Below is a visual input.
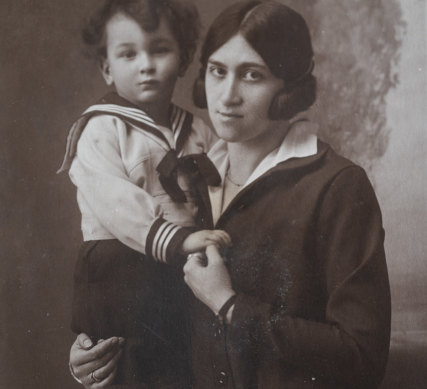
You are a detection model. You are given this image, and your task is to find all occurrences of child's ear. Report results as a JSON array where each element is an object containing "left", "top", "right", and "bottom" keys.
[{"left": 99, "top": 59, "right": 113, "bottom": 86}]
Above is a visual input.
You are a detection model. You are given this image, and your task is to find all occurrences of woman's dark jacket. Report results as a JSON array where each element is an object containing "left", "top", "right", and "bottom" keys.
[{"left": 190, "top": 141, "right": 391, "bottom": 389}]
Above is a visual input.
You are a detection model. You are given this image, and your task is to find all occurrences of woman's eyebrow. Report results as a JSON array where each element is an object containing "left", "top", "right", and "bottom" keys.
[
  {"left": 238, "top": 62, "right": 266, "bottom": 68},
  {"left": 207, "top": 59, "right": 226, "bottom": 67},
  {"left": 208, "top": 59, "right": 267, "bottom": 70}
]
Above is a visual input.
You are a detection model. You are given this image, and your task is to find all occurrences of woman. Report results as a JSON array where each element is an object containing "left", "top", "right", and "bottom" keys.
[{"left": 69, "top": 2, "right": 391, "bottom": 388}]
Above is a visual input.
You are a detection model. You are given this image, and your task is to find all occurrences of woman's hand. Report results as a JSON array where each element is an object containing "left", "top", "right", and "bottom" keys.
[
  {"left": 69, "top": 333, "right": 124, "bottom": 388},
  {"left": 184, "top": 245, "right": 235, "bottom": 315}
]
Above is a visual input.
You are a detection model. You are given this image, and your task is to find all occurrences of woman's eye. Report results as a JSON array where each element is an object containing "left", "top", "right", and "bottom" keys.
[
  {"left": 242, "top": 70, "right": 263, "bottom": 81},
  {"left": 208, "top": 65, "right": 226, "bottom": 78}
]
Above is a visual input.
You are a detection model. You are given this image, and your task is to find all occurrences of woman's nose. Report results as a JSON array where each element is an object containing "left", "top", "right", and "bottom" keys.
[
  {"left": 220, "top": 76, "right": 242, "bottom": 106},
  {"left": 138, "top": 53, "right": 155, "bottom": 74}
]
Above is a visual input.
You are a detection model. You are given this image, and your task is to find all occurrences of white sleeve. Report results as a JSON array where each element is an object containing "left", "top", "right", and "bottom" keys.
[{"left": 69, "top": 116, "right": 191, "bottom": 263}]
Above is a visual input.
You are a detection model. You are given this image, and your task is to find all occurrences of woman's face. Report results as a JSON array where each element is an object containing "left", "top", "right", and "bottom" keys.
[{"left": 205, "top": 34, "right": 285, "bottom": 144}]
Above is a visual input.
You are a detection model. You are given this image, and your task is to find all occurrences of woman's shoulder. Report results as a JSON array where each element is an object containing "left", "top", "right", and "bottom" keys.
[
  {"left": 317, "top": 140, "right": 377, "bottom": 198},
  {"left": 280, "top": 139, "right": 374, "bottom": 196},
  {"left": 317, "top": 139, "right": 364, "bottom": 176}
]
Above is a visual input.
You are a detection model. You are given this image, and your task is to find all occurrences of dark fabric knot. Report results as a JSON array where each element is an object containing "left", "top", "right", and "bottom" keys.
[{"left": 156, "top": 150, "right": 221, "bottom": 203}]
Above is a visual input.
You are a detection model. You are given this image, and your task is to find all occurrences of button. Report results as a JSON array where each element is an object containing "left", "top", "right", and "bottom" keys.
[{"left": 217, "top": 371, "right": 228, "bottom": 385}]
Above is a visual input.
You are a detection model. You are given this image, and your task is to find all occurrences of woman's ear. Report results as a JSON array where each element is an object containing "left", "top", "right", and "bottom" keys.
[
  {"left": 269, "top": 75, "right": 317, "bottom": 120},
  {"left": 99, "top": 59, "right": 113, "bottom": 86}
]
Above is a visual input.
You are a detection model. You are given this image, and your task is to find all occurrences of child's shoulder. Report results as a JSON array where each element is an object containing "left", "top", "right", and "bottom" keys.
[{"left": 80, "top": 113, "right": 127, "bottom": 141}]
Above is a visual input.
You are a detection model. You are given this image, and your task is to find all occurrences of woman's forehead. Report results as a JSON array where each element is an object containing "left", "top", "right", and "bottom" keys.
[{"left": 208, "top": 34, "right": 267, "bottom": 68}]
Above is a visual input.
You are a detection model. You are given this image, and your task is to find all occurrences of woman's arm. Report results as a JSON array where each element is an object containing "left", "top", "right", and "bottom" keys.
[
  {"left": 184, "top": 167, "right": 391, "bottom": 388},
  {"left": 69, "top": 334, "right": 124, "bottom": 388},
  {"left": 233, "top": 167, "right": 390, "bottom": 388}
]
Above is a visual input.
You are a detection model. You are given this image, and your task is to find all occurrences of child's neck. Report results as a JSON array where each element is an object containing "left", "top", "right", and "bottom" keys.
[{"left": 139, "top": 101, "right": 172, "bottom": 128}]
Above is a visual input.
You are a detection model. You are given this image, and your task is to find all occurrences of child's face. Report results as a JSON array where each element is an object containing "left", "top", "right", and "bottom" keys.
[{"left": 101, "top": 13, "right": 181, "bottom": 109}]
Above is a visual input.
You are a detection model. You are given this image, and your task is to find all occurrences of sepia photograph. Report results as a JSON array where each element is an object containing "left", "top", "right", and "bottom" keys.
[{"left": 1, "top": 0, "right": 426, "bottom": 388}]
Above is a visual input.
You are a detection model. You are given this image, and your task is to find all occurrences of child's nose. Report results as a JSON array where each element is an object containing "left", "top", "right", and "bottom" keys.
[{"left": 138, "top": 53, "right": 155, "bottom": 73}]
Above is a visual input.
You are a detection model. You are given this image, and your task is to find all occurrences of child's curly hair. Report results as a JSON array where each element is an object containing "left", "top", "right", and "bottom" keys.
[{"left": 82, "top": 0, "right": 200, "bottom": 73}]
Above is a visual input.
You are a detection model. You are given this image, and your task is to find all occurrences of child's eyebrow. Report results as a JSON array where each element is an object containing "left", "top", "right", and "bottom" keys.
[
  {"left": 115, "top": 42, "right": 135, "bottom": 49},
  {"left": 151, "top": 37, "right": 175, "bottom": 45}
]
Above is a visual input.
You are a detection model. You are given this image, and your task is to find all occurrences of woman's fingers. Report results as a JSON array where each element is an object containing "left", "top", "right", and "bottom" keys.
[
  {"left": 91, "top": 367, "right": 118, "bottom": 389},
  {"left": 88, "top": 337, "right": 122, "bottom": 363},
  {"left": 77, "top": 348, "right": 120, "bottom": 387},
  {"left": 206, "top": 244, "right": 222, "bottom": 265},
  {"left": 89, "top": 348, "right": 123, "bottom": 383},
  {"left": 76, "top": 333, "right": 94, "bottom": 349},
  {"left": 71, "top": 337, "right": 124, "bottom": 384}
]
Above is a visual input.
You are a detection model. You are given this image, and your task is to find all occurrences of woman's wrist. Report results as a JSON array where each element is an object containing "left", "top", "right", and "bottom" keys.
[{"left": 216, "top": 293, "right": 237, "bottom": 324}]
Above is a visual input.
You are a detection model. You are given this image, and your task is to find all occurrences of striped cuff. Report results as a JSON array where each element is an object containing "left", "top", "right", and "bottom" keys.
[{"left": 146, "top": 218, "right": 193, "bottom": 265}]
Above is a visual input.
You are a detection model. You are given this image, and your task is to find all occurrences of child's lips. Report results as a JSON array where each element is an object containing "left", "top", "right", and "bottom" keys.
[{"left": 138, "top": 80, "right": 159, "bottom": 89}]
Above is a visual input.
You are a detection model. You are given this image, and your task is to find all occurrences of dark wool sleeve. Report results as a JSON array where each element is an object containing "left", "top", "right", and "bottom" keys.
[{"left": 228, "top": 166, "right": 391, "bottom": 388}]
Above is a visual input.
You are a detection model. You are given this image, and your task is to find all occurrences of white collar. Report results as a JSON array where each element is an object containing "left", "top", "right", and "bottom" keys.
[
  {"left": 207, "top": 117, "right": 318, "bottom": 224},
  {"left": 208, "top": 117, "right": 318, "bottom": 189}
]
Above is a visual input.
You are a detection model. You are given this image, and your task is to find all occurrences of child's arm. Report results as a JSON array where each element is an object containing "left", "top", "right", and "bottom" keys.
[{"left": 69, "top": 115, "right": 192, "bottom": 264}]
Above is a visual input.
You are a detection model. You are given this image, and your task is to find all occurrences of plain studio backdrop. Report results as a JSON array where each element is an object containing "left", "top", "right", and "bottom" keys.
[{"left": 0, "top": 1, "right": 426, "bottom": 388}]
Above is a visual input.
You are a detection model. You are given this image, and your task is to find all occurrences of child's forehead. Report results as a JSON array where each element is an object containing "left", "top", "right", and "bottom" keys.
[{"left": 106, "top": 12, "right": 177, "bottom": 43}]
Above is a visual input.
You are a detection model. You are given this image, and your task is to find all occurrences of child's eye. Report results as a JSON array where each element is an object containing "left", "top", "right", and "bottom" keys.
[
  {"left": 242, "top": 70, "right": 263, "bottom": 81},
  {"left": 151, "top": 46, "right": 171, "bottom": 55},
  {"left": 119, "top": 50, "right": 136, "bottom": 59},
  {"left": 208, "top": 65, "right": 226, "bottom": 79}
]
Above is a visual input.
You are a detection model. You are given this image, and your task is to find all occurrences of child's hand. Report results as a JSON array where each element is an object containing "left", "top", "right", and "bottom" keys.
[{"left": 181, "top": 230, "right": 231, "bottom": 254}]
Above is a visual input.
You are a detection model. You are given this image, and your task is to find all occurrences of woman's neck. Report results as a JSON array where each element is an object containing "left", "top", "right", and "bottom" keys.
[{"left": 227, "top": 122, "right": 289, "bottom": 185}]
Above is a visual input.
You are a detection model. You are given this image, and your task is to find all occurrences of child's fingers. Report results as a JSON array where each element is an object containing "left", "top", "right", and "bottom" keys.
[
  {"left": 220, "top": 231, "right": 232, "bottom": 245},
  {"left": 210, "top": 230, "right": 232, "bottom": 247}
]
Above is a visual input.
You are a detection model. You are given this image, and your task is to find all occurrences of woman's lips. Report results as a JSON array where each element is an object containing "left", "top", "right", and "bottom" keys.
[{"left": 218, "top": 111, "right": 243, "bottom": 119}]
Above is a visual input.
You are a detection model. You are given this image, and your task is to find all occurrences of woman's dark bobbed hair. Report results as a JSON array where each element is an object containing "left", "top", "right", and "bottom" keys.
[{"left": 193, "top": 0, "right": 316, "bottom": 120}]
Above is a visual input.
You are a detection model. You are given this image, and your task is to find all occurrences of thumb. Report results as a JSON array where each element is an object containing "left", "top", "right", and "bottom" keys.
[
  {"left": 206, "top": 245, "right": 223, "bottom": 266},
  {"left": 76, "top": 333, "right": 93, "bottom": 349}
]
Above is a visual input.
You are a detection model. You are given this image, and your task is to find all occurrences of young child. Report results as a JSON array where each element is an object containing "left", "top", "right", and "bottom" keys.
[{"left": 58, "top": 0, "right": 230, "bottom": 386}]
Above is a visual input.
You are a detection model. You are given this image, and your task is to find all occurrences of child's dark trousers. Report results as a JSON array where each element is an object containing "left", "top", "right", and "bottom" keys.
[{"left": 72, "top": 240, "right": 191, "bottom": 388}]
